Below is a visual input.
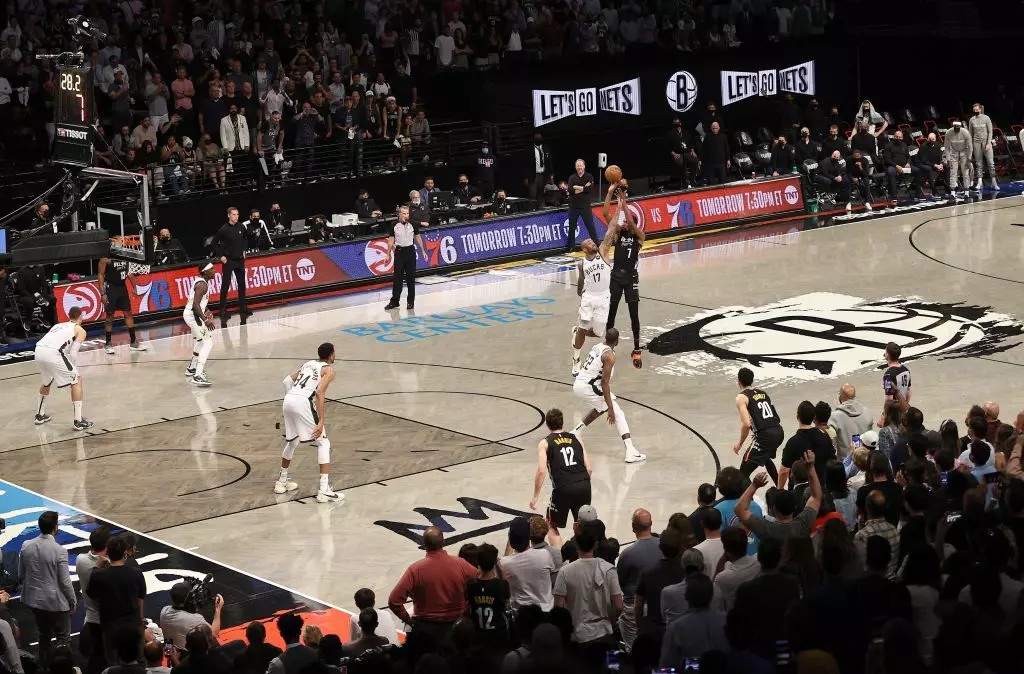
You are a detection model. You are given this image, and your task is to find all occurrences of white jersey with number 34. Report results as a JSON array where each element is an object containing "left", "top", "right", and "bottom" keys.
[{"left": 289, "top": 360, "right": 326, "bottom": 398}]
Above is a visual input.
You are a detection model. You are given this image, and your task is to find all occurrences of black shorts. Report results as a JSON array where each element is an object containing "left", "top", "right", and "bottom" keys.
[
  {"left": 744, "top": 425, "right": 784, "bottom": 464},
  {"left": 547, "top": 480, "right": 591, "bottom": 529},
  {"left": 610, "top": 269, "right": 639, "bottom": 304},
  {"left": 104, "top": 285, "right": 131, "bottom": 314}
]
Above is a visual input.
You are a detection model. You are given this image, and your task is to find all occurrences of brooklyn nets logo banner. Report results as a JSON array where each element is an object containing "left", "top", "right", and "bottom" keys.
[{"left": 647, "top": 293, "right": 1024, "bottom": 383}]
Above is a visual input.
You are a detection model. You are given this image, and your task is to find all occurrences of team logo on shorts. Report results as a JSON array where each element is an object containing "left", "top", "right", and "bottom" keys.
[
  {"left": 62, "top": 282, "right": 104, "bottom": 321},
  {"left": 364, "top": 239, "right": 394, "bottom": 276},
  {"left": 647, "top": 293, "right": 1024, "bottom": 383},
  {"left": 295, "top": 258, "right": 316, "bottom": 282}
]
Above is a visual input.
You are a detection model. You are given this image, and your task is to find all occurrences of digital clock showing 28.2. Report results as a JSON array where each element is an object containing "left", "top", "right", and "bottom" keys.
[{"left": 55, "top": 66, "right": 96, "bottom": 127}]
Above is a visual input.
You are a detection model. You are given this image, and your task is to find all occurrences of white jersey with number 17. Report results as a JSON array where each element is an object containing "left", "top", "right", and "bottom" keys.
[{"left": 581, "top": 255, "right": 610, "bottom": 297}]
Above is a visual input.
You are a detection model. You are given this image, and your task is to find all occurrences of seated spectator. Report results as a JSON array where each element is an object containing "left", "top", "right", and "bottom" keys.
[
  {"left": 500, "top": 516, "right": 555, "bottom": 611},
  {"left": 232, "top": 622, "right": 281, "bottom": 674},
  {"left": 552, "top": 529, "right": 622, "bottom": 657},
  {"left": 689, "top": 482, "right": 717, "bottom": 543},
  {"left": 159, "top": 582, "right": 223, "bottom": 652},
  {"left": 792, "top": 127, "right": 818, "bottom": 163},
  {"left": 300, "top": 624, "right": 321, "bottom": 649},
  {"left": 634, "top": 528, "right": 685, "bottom": 638},
  {"left": 144, "top": 639, "right": 170, "bottom": 674},
  {"left": 713, "top": 527, "right": 761, "bottom": 611},
  {"left": 854, "top": 491, "right": 900, "bottom": 579},
  {"left": 770, "top": 135, "right": 794, "bottom": 176},
  {"left": 660, "top": 548, "right": 704, "bottom": 624},
  {"left": 355, "top": 189, "right": 383, "bottom": 218},
  {"left": 821, "top": 124, "right": 846, "bottom": 159},
  {"left": 825, "top": 460, "right": 857, "bottom": 531},
  {"left": 108, "top": 626, "right": 146, "bottom": 674},
  {"left": 265, "top": 614, "right": 314, "bottom": 674},
  {"left": 408, "top": 109, "right": 431, "bottom": 144},
  {"left": 694, "top": 509, "right": 724, "bottom": 577},
  {"left": 171, "top": 627, "right": 231, "bottom": 674},
  {"left": 849, "top": 536, "right": 911, "bottom": 635},
  {"left": 883, "top": 129, "right": 922, "bottom": 201},
  {"left": 160, "top": 136, "right": 190, "bottom": 195},
  {"left": 815, "top": 149, "right": 852, "bottom": 210},
  {"left": 850, "top": 121, "right": 878, "bottom": 163},
  {"left": 197, "top": 135, "right": 226, "bottom": 190},
  {"left": 490, "top": 189, "right": 513, "bottom": 216},
  {"left": 914, "top": 132, "right": 947, "bottom": 195},
  {"left": 343, "top": 609, "right": 390, "bottom": 658},
  {"left": 737, "top": 453, "right": 822, "bottom": 541},
  {"left": 112, "top": 124, "right": 134, "bottom": 160},
  {"left": 659, "top": 575, "right": 727, "bottom": 668},
  {"left": 453, "top": 174, "right": 482, "bottom": 205}
]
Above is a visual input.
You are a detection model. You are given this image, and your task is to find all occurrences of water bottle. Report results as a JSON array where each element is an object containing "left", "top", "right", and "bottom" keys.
[{"left": 52, "top": 273, "right": 59, "bottom": 283}]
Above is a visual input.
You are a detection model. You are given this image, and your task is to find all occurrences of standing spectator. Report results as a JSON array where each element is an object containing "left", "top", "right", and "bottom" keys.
[
  {"left": 689, "top": 483, "right": 717, "bottom": 543},
  {"left": 529, "top": 132, "right": 552, "bottom": 202},
  {"left": 854, "top": 492, "right": 900, "bottom": 579},
  {"left": 565, "top": 158, "right": 596, "bottom": 249},
  {"left": 18, "top": 511, "right": 76, "bottom": 670},
  {"left": 968, "top": 103, "right": 997, "bottom": 190},
  {"left": 77, "top": 526, "right": 111, "bottom": 674},
  {"left": 145, "top": 72, "right": 171, "bottom": 128},
  {"left": 347, "top": 589, "right": 400, "bottom": 645},
  {"left": 499, "top": 517, "right": 555, "bottom": 611},
  {"left": 828, "top": 383, "right": 873, "bottom": 460},
  {"left": 158, "top": 582, "right": 223, "bottom": 651},
  {"left": 291, "top": 101, "right": 320, "bottom": 176},
  {"left": 660, "top": 549, "right": 706, "bottom": 625},
  {"left": 387, "top": 527, "right": 477, "bottom": 645},
  {"left": 634, "top": 528, "right": 685, "bottom": 639},
  {"left": 714, "top": 467, "right": 762, "bottom": 555},
  {"left": 615, "top": 508, "right": 660, "bottom": 650},
  {"left": 877, "top": 401, "right": 903, "bottom": 461},
  {"left": 983, "top": 401, "right": 1002, "bottom": 443},
  {"left": 700, "top": 121, "right": 730, "bottom": 184},
  {"left": 86, "top": 536, "right": 146, "bottom": 665},
  {"left": 171, "top": 68, "right": 195, "bottom": 127},
  {"left": 108, "top": 69, "right": 132, "bottom": 131},
  {"left": 854, "top": 100, "right": 887, "bottom": 136},
  {"left": 694, "top": 509, "right": 724, "bottom": 577},
  {"left": 780, "top": 401, "right": 836, "bottom": 488},
  {"left": 737, "top": 454, "right": 822, "bottom": 541},
  {"left": 659, "top": 575, "right": 726, "bottom": 668},
  {"left": 856, "top": 451, "right": 903, "bottom": 526},
  {"left": 465, "top": 543, "right": 511, "bottom": 651},
  {"left": 219, "top": 103, "right": 250, "bottom": 155},
  {"left": 233, "top": 622, "right": 282, "bottom": 674},
  {"left": 731, "top": 537, "right": 800, "bottom": 662},
  {"left": 473, "top": 142, "right": 496, "bottom": 197},
  {"left": 712, "top": 527, "right": 760, "bottom": 611},
  {"left": 265, "top": 614, "right": 316, "bottom": 674},
  {"left": 552, "top": 529, "right": 622, "bottom": 663},
  {"left": 199, "top": 83, "right": 229, "bottom": 145},
  {"left": 944, "top": 120, "right": 972, "bottom": 194},
  {"left": 435, "top": 25, "right": 456, "bottom": 67}
]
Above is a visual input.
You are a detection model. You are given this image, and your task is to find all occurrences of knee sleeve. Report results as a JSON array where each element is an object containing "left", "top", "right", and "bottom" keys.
[
  {"left": 316, "top": 436, "right": 331, "bottom": 464},
  {"left": 612, "top": 401, "right": 630, "bottom": 437},
  {"left": 281, "top": 439, "right": 298, "bottom": 460}
]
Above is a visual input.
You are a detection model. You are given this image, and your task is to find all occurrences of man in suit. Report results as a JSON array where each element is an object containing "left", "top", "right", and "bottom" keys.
[{"left": 18, "top": 511, "right": 76, "bottom": 669}]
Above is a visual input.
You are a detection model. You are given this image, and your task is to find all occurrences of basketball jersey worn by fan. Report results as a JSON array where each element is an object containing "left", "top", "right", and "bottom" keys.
[
  {"left": 882, "top": 364, "right": 911, "bottom": 400},
  {"left": 581, "top": 255, "right": 610, "bottom": 298},
  {"left": 289, "top": 360, "right": 326, "bottom": 398},
  {"left": 105, "top": 259, "right": 129, "bottom": 288},
  {"left": 465, "top": 577, "right": 510, "bottom": 647},
  {"left": 576, "top": 343, "right": 613, "bottom": 392},
  {"left": 742, "top": 389, "right": 781, "bottom": 434},
  {"left": 184, "top": 278, "right": 209, "bottom": 316},
  {"left": 36, "top": 322, "right": 77, "bottom": 351},
  {"left": 546, "top": 431, "right": 589, "bottom": 489}
]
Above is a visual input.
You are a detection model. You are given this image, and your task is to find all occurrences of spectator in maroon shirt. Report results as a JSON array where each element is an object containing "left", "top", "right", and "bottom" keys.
[{"left": 388, "top": 527, "right": 476, "bottom": 647}]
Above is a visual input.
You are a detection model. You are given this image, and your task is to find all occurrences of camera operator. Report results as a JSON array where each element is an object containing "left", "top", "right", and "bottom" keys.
[
  {"left": 307, "top": 214, "right": 329, "bottom": 245},
  {"left": 159, "top": 582, "right": 224, "bottom": 653},
  {"left": 15, "top": 265, "right": 57, "bottom": 329},
  {"left": 154, "top": 229, "right": 189, "bottom": 266},
  {"left": 243, "top": 208, "right": 273, "bottom": 252}
]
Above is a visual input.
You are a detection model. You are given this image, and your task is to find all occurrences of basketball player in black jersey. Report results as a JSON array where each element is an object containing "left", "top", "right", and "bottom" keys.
[
  {"left": 601, "top": 181, "right": 646, "bottom": 368},
  {"left": 733, "top": 367, "right": 784, "bottom": 485},
  {"left": 530, "top": 408, "right": 593, "bottom": 532},
  {"left": 98, "top": 256, "right": 147, "bottom": 354},
  {"left": 464, "top": 543, "right": 510, "bottom": 652}
]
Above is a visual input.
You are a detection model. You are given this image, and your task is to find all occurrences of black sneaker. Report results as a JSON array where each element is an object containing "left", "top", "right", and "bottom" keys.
[
  {"left": 73, "top": 418, "right": 94, "bottom": 430},
  {"left": 384, "top": 301, "right": 400, "bottom": 310},
  {"left": 34, "top": 413, "right": 51, "bottom": 425},
  {"left": 406, "top": 302, "right": 414, "bottom": 310},
  {"left": 0, "top": 334, "right": 8, "bottom": 347}
]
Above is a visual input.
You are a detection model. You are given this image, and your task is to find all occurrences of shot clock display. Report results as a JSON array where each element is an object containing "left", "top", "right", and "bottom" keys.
[{"left": 54, "top": 66, "right": 96, "bottom": 166}]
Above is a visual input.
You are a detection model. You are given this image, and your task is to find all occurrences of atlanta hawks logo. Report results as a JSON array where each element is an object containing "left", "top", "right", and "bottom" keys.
[{"left": 364, "top": 239, "right": 394, "bottom": 276}]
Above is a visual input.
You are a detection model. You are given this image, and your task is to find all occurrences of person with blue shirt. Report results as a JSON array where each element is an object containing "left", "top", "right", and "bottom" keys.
[{"left": 714, "top": 467, "right": 762, "bottom": 556}]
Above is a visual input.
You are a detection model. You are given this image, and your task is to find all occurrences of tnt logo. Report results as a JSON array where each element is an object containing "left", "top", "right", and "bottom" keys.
[
  {"left": 364, "top": 239, "right": 394, "bottom": 276},
  {"left": 784, "top": 185, "right": 800, "bottom": 205},
  {"left": 295, "top": 257, "right": 316, "bottom": 281},
  {"left": 62, "top": 282, "right": 103, "bottom": 321}
]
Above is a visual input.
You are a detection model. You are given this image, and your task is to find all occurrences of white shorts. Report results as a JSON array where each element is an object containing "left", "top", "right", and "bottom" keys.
[
  {"left": 573, "top": 379, "right": 615, "bottom": 413},
  {"left": 183, "top": 312, "right": 210, "bottom": 341},
  {"left": 36, "top": 347, "right": 79, "bottom": 389},
  {"left": 283, "top": 394, "right": 321, "bottom": 442},
  {"left": 578, "top": 293, "right": 610, "bottom": 337}
]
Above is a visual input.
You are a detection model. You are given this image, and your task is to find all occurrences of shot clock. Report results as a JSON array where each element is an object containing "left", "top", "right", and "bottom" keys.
[{"left": 53, "top": 65, "right": 97, "bottom": 167}]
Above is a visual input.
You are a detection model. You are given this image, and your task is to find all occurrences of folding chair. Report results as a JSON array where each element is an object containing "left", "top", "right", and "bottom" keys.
[{"left": 992, "top": 129, "right": 1019, "bottom": 178}]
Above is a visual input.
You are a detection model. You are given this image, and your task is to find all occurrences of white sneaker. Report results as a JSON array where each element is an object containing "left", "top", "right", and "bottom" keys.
[
  {"left": 625, "top": 451, "right": 647, "bottom": 464},
  {"left": 571, "top": 357, "right": 581, "bottom": 377},
  {"left": 103, "top": 344, "right": 115, "bottom": 355},
  {"left": 191, "top": 373, "right": 212, "bottom": 387},
  {"left": 185, "top": 367, "right": 196, "bottom": 377},
  {"left": 991, "top": 180, "right": 1000, "bottom": 191},
  {"left": 973, "top": 179, "right": 982, "bottom": 190},
  {"left": 129, "top": 341, "right": 148, "bottom": 351},
  {"left": 316, "top": 486, "right": 345, "bottom": 503},
  {"left": 570, "top": 325, "right": 579, "bottom": 347},
  {"left": 845, "top": 202, "right": 852, "bottom": 212},
  {"left": 865, "top": 203, "right": 873, "bottom": 212},
  {"left": 273, "top": 480, "right": 298, "bottom": 494}
]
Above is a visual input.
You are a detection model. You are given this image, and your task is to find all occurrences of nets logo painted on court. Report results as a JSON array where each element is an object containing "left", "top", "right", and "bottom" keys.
[
  {"left": 364, "top": 239, "right": 394, "bottom": 276},
  {"left": 647, "top": 293, "right": 1024, "bottom": 384},
  {"left": 375, "top": 497, "right": 533, "bottom": 547},
  {"left": 61, "top": 282, "right": 103, "bottom": 321},
  {"left": 295, "top": 258, "right": 316, "bottom": 282}
]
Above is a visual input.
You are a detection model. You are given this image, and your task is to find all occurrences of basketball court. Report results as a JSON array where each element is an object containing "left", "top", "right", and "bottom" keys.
[{"left": 2, "top": 194, "right": 1023, "bottom": 615}]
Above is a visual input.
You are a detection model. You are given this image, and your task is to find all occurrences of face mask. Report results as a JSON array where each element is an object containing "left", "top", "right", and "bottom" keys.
[{"left": 159, "top": 235, "right": 170, "bottom": 242}]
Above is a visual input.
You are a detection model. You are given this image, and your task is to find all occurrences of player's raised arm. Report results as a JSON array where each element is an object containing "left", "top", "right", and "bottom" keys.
[
  {"left": 602, "top": 182, "right": 618, "bottom": 224},
  {"left": 622, "top": 192, "right": 644, "bottom": 243}
]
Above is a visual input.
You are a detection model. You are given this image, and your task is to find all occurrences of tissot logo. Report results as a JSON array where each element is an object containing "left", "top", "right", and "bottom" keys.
[
  {"left": 57, "top": 126, "right": 90, "bottom": 140},
  {"left": 375, "top": 497, "right": 532, "bottom": 547},
  {"left": 647, "top": 293, "right": 1024, "bottom": 383}
]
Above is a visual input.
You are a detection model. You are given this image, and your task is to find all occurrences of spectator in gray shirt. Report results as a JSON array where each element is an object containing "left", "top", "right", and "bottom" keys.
[
  {"left": 615, "top": 508, "right": 660, "bottom": 651},
  {"left": 736, "top": 451, "right": 822, "bottom": 542},
  {"left": 144, "top": 639, "right": 172, "bottom": 674},
  {"left": 159, "top": 583, "right": 224, "bottom": 652},
  {"left": 500, "top": 517, "right": 555, "bottom": 611},
  {"left": 660, "top": 548, "right": 705, "bottom": 624},
  {"left": 552, "top": 529, "right": 622, "bottom": 649},
  {"left": 659, "top": 575, "right": 727, "bottom": 669},
  {"left": 76, "top": 526, "right": 112, "bottom": 674}
]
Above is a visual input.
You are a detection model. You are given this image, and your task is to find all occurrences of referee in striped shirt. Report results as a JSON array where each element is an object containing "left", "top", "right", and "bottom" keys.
[{"left": 384, "top": 205, "right": 426, "bottom": 311}]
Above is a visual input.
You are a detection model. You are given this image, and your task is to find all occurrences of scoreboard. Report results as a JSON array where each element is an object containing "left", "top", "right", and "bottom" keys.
[{"left": 54, "top": 65, "right": 97, "bottom": 167}]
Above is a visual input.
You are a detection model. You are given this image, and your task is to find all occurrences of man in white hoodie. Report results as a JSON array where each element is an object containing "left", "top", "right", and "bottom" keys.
[
  {"left": 828, "top": 383, "right": 874, "bottom": 461},
  {"left": 968, "top": 102, "right": 998, "bottom": 190}
]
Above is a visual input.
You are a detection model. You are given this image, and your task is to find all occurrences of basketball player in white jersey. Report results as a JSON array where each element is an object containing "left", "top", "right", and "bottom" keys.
[
  {"left": 184, "top": 263, "right": 217, "bottom": 386},
  {"left": 33, "top": 305, "right": 93, "bottom": 429},
  {"left": 570, "top": 238, "right": 612, "bottom": 376},
  {"left": 277, "top": 342, "right": 344, "bottom": 503},
  {"left": 572, "top": 327, "right": 646, "bottom": 463}
]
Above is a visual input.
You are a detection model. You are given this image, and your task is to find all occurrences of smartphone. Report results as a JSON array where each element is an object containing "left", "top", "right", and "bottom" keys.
[
  {"left": 605, "top": 649, "right": 623, "bottom": 672},
  {"left": 946, "top": 511, "right": 962, "bottom": 524},
  {"left": 684, "top": 657, "right": 701, "bottom": 671}
]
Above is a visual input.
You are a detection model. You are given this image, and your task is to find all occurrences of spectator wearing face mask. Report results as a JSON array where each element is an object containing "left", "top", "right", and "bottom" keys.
[
  {"left": 821, "top": 124, "right": 846, "bottom": 158},
  {"left": 968, "top": 102, "right": 998, "bottom": 190},
  {"left": 883, "top": 129, "right": 922, "bottom": 202},
  {"left": 792, "top": 127, "right": 817, "bottom": 163},
  {"left": 474, "top": 142, "right": 496, "bottom": 197},
  {"left": 770, "top": 135, "right": 793, "bottom": 176},
  {"left": 943, "top": 120, "right": 972, "bottom": 194},
  {"left": 406, "top": 190, "right": 429, "bottom": 227},
  {"left": 454, "top": 174, "right": 482, "bottom": 205},
  {"left": 914, "top": 132, "right": 947, "bottom": 196},
  {"left": 855, "top": 99, "right": 887, "bottom": 137},
  {"left": 850, "top": 121, "right": 878, "bottom": 164},
  {"left": 155, "top": 228, "right": 188, "bottom": 266}
]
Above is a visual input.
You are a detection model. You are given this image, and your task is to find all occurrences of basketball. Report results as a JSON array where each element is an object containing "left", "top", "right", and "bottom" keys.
[{"left": 605, "top": 165, "right": 622, "bottom": 183}]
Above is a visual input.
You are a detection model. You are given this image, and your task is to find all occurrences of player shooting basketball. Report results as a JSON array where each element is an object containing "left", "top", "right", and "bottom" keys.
[{"left": 600, "top": 168, "right": 646, "bottom": 368}]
